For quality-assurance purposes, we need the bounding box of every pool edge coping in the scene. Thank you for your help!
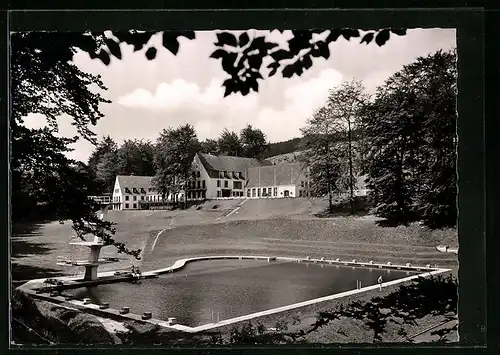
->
[16,255,452,333]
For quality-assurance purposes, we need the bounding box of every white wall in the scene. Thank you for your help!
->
[112,178,122,210]
[192,155,217,199]
[245,184,297,199]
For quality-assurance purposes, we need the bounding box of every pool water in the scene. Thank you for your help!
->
[66,259,420,327]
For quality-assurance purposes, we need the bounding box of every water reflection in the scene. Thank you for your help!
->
[67,259,419,327]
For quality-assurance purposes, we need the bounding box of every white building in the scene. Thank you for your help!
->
[111,175,164,210]
[186,153,268,200]
[111,154,315,210]
[244,162,311,199]
[186,153,311,200]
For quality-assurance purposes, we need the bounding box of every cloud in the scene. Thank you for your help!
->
[114,68,343,145]
[255,68,344,142]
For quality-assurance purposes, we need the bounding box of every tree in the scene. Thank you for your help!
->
[362,49,457,227]
[14,29,405,99]
[199,138,219,155]
[153,125,200,205]
[116,139,155,176]
[217,128,242,156]
[88,136,118,193]
[326,79,369,214]
[11,32,140,258]
[239,124,269,159]
[300,107,346,214]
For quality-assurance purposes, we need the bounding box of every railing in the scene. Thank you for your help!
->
[88,196,112,204]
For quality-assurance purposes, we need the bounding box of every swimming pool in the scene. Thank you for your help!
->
[65,259,421,327]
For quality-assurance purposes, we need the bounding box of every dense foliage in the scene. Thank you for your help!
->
[11,32,141,258]
[88,137,155,194]
[153,124,200,202]
[363,50,457,227]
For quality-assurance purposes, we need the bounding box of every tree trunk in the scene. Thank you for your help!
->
[328,181,333,214]
[347,119,355,214]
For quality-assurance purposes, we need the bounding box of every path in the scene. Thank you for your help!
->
[151,217,175,251]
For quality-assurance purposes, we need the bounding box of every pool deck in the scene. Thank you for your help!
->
[16,255,452,333]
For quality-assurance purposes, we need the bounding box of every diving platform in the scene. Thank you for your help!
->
[57,204,121,281]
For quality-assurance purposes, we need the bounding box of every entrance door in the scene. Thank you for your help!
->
[284,190,290,197]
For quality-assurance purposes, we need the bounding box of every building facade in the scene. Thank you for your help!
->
[186,153,311,200]
[112,175,164,210]
[244,162,311,199]
[186,153,269,200]
[111,154,315,210]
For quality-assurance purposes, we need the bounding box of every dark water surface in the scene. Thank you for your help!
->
[66,260,420,327]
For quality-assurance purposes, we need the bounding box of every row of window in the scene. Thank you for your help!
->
[115,187,155,194]
[117,195,162,202]
[216,180,243,189]
[247,187,278,198]
[189,180,206,189]
[216,190,244,197]
[187,191,206,199]
[218,171,245,180]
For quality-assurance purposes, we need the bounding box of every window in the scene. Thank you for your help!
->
[125,203,129,209]
[197,181,201,189]
[114,188,119,193]
[202,180,206,188]
[301,181,305,187]
[224,180,228,188]
[125,187,131,194]
[197,171,201,178]
[133,203,137,209]
[252,188,256,197]
[133,196,137,201]
[217,191,221,197]
[268,188,272,195]
[233,181,242,190]
[141,196,144,201]
[257,188,261,197]
[133,188,139,194]
[219,171,224,178]
[217,180,221,187]
[202,191,206,199]
[299,190,303,197]
[273,187,277,196]
[125,195,129,201]
[247,190,251,197]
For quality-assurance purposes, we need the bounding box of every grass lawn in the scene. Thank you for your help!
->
[11,198,458,344]
[12,198,457,281]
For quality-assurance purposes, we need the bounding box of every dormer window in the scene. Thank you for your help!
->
[219,171,224,178]
[125,187,131,194]
[239,172,245,180]
[140,188,147,194]
[132,188,139,194]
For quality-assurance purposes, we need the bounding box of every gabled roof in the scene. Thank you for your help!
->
[116,175,154,195]
[246,162,307,188]
[197,153,272,175]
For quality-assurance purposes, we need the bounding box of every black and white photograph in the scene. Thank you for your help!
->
[10,26,459,346]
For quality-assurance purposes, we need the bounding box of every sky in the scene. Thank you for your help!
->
[24,28,456,163]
